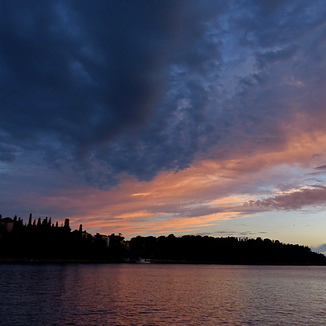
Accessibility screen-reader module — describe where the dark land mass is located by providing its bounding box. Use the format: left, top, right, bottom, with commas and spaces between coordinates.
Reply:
1, 215, 325, 265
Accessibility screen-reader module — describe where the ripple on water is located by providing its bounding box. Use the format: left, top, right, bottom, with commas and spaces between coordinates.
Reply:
1, 264, 326, 325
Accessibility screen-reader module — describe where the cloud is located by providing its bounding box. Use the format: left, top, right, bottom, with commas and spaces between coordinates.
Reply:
1, 1, 326, 191
244, 185, 326, 211
315, 165, 326, 170
0, 2, 176, 139
0, 1, 223, 185
313, 243, 326, 254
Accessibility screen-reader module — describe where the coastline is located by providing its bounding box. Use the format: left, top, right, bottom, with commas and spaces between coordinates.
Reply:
1, 257, 325, 266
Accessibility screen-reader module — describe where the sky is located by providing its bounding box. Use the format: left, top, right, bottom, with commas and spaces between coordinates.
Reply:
2, 0, 326, 250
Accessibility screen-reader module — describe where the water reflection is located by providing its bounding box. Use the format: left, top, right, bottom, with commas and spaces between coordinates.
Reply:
1, 264, 326, 325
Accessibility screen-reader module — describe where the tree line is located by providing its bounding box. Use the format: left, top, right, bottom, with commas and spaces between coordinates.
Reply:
0, 215, 125, 262
0, 215, 325, 265
129, 234, 326, 265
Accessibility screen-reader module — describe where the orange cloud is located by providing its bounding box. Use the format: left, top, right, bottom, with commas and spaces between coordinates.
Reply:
35, 120, 326, 238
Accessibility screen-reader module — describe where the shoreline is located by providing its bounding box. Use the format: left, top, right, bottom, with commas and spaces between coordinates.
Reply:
1, 257, 325, 266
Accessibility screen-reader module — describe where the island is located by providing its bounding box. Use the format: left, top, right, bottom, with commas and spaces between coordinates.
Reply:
0, 214, 325, 265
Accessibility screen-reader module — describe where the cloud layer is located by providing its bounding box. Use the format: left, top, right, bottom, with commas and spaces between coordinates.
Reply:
1, 1, 326, 186
2, 1, 326, 246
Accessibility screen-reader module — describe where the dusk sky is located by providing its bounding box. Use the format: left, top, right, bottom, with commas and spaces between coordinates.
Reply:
2, 1, 326, 250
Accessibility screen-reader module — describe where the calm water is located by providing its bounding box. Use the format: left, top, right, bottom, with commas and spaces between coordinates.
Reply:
0, 264, 326, 325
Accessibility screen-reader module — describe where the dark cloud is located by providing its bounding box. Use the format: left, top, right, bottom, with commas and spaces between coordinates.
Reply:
244, 186, 326, 210
1, 1, 326, 188
0, 1, 179, 143
315, 165, 326, 170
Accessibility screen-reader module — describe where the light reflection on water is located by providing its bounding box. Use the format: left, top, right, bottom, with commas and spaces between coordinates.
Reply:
1, 264, 326, 325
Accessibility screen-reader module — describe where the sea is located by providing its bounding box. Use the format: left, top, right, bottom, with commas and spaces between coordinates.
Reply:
0, 264, 326, 325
